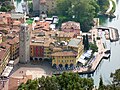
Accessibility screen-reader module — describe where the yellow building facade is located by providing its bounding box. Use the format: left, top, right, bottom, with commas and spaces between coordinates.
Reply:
0, 43, 10, 74
51, 51, 77, 68
7, 38, 19, 60
68, 38, 84, 60
44, 46, 51, 58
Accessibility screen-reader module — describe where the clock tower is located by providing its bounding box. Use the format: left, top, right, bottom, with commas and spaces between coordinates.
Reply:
19, 23, 30, 63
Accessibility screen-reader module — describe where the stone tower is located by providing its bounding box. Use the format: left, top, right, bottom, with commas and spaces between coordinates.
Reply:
32, 0, 40, 11
19, 23, 30, 64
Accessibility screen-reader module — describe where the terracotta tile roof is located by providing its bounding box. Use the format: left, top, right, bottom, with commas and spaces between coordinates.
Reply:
7, 40, 14, 45
11, 28, 20, 34
0, 12, 11, 18
61, 21, 80, 30
0, 26, 10, 31
30, 30, 57, 47
56, 31, 75, 38
7, 33, 15, 39
34, 21, 50, 31
0, 12, 11, 25
13, 21, 21, 26
6, 37, 19, 45
30, 37, 56, 47
13, 37, 19, 43
52, 47, 63, 52
0, 42, 10, 49
51, 51, 78, 57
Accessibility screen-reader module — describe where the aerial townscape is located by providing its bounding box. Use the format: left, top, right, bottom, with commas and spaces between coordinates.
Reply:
0, 0, 120, 90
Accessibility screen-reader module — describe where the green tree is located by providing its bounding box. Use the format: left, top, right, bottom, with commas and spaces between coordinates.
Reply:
83, 35, 86, 49
101, 68, 120, 90
18, 72, 94, 90
0, 5, 14, 12
0, 0, 15, 12
98, 76, 106, 90
111, 69, 120, 86
0, 6, 8, 12
54, 0, 99, 32
0, 0, 10, 1
86, 34, 89, 50
83, 35, 89, 50
97, 0, 109, 13
89, 42, 98, 53
17, 83, 27, 90
56, 72, 94, 90
26, 79, 39, 90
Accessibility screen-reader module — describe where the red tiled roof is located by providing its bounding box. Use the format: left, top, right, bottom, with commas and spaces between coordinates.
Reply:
51, 51, 78, 57
61, 21, 80, 30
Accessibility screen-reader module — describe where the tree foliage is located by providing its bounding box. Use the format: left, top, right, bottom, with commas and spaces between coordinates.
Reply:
17, 68, 120, 90
54, 0, 100, 32
0, 1, 15, 12
111, 69, 120, 86
97, 0, 109, 13
89, 42, 98, 53
98, 69, 120, 90
85, 34, 89, 50
0, 5, 14, 12
98, 76, 106, 90
18, 72, 94, 90
0, 0, 11, 1
83, 35, 86, 45
83, 35, 89, 50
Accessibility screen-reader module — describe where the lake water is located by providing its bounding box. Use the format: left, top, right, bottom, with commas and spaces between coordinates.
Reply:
93, 0, 120, 87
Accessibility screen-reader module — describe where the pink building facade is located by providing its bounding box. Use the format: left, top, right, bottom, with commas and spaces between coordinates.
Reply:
61, 21, 81, 35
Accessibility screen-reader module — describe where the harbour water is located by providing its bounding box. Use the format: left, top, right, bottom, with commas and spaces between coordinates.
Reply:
15, 0, 120, 87
93, 0, 120, 86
